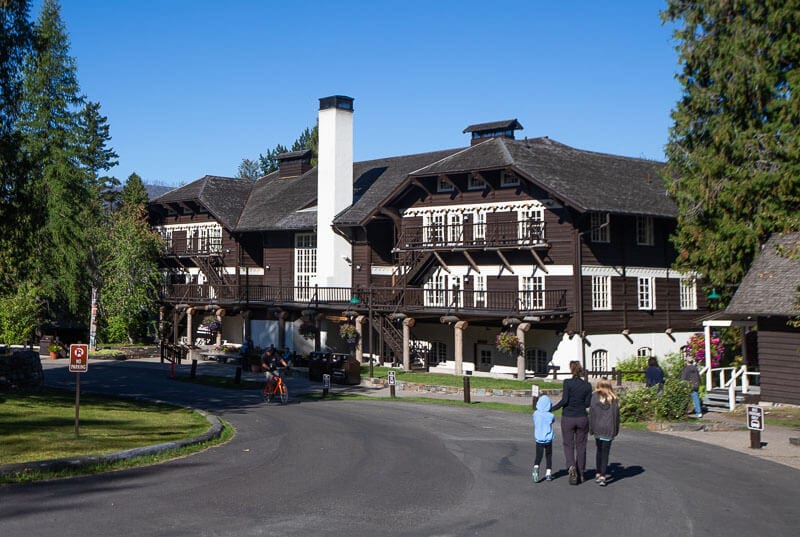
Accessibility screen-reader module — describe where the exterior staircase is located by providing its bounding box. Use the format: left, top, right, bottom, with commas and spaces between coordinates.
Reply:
703, 386, 760, 412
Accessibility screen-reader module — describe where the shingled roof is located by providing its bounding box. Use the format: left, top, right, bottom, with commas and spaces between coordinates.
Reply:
407, 137, 675, 218
726, 232, 800, 317
152, 175, 253, 230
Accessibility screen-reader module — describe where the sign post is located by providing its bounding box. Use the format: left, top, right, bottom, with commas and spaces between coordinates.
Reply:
322, 373, 331, 397
531, 384, 540, 410
388, 370, 396, 399
70, 344, 89, 437
746, 405, 764, 449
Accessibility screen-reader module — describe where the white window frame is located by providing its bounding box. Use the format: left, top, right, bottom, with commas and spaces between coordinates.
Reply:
519, 275, 545, 310
591, 275, 612, 310
680, 277, 697, 310
467, 175, 486, 190
472, 209, 487, 242
473, 274, 487, 308
424, 213, 446, 245
447, 212, 463, 244
437, 177, 454, 193
636, 216, 654, 246
424, 270, 461, 308
638, 276, 655, 310
591, 350, 608, 373
430, 341, 447, 365
294, 233, 316, 302
500, 172, 520, 187
517, 207, 544, 245
590, 213, 610, 243
637, 347, 653, 358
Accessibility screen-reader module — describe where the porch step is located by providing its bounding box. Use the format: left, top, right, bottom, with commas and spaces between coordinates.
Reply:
703, 387, 760, 412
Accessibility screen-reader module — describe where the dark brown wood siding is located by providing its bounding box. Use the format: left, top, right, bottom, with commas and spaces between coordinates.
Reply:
757, 317, 800, 405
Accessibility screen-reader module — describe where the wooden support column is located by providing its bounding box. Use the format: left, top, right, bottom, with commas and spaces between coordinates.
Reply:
454, 320, 469, 376
278, 311, 289, 350
355, 315, 366, 363
186, 308, 194, 345
215, 309, 225, 347
402, 317, 415, 370
516, 322, 531, 380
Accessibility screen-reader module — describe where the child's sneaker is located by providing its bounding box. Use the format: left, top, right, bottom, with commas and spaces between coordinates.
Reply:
598, 476, 607, 487
545, 473, 552, 481
532, 467, 539, 483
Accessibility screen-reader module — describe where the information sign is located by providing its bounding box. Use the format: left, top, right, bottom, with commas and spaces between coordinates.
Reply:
746, 405, 765, 432
388, 371, 396, 386
322, 373, 331, 389
69, 344, 89, 373
531, 384, 540, 398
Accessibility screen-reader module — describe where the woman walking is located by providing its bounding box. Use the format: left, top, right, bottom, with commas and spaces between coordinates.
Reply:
589, 379, 620, 487
551, 360, 592, 485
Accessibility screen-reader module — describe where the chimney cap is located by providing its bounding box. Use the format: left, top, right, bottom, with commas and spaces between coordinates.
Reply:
276, 149, 312, 162
319, 95, 354, 112
463, 118, 523, 134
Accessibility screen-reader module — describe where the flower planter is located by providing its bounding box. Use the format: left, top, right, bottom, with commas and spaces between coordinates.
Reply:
49, 352, 57, 360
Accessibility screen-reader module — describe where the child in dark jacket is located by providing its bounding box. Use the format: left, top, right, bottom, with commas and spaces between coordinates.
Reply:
589, 379, 620, 487
532, 395, 555, 482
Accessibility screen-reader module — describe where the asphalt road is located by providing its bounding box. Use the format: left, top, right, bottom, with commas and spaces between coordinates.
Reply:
1, 361, 798, 537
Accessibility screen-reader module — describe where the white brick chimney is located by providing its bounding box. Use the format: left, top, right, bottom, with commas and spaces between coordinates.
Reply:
316, 95, 354, 288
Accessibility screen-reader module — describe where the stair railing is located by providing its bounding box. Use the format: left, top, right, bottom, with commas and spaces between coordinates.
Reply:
722, 365, 761, 411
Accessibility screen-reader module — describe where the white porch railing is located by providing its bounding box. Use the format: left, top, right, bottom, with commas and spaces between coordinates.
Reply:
705, 365, 761, 411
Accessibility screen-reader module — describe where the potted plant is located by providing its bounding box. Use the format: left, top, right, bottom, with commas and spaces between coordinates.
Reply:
339, 323, 358, 344
48, 343, 60, 360
495, 332, 520, 355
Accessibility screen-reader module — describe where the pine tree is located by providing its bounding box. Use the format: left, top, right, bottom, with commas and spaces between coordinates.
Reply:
661, 1, 800, 304
17, 0, 92, 317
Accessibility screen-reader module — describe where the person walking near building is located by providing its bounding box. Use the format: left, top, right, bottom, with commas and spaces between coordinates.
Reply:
532, 394, 555, 483
589, 379, 620, 487
551, 360, 592, 485
681, 358, 703, 418
645, 357, 665, 393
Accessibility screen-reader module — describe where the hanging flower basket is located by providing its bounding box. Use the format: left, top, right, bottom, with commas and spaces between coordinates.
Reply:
339, 323, 359, 344
495, 332, 521, 354
199, 315, 221, 333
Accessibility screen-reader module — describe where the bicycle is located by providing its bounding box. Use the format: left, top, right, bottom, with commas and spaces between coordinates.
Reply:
262, 370, 289, 405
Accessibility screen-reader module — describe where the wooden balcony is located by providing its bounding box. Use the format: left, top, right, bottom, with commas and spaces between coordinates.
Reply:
395, 220, 547, 251
162, 238, 224, 257
161, 283, 569, 317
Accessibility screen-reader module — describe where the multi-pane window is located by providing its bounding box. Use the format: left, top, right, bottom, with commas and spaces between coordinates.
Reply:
424, 271, 461, 307
518, 207, 544, 244
473, 274, 487, 308
447, 212, 463, 244
424, 213, 446, 245
472, 209, 487, 242
680, 277, 697, 310
437, 178, 454, 192
591, 275, 612, 310
525, 348, 549, 376
501, 173, 520, 187
590, 213, 610, 243
467, 175, 486, 190
294, 233, 316, 301
430, 341, 447, 365
520, 275, 545, 310
636, 216, 654, 246
638, 276, 655, 310
637, 347, 653, 359
591, 350, 608, 372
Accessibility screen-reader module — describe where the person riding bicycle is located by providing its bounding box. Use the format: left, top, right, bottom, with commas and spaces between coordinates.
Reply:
261, 345, 287, 389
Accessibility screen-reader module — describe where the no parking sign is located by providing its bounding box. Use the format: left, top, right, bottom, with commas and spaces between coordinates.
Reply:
69, 344, 89, 373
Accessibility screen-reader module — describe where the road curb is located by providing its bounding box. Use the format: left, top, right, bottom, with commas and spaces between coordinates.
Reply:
0, 411, 224, 479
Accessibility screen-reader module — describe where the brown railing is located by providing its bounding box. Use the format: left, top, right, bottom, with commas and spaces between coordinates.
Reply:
162, 283, 568, 315
396, 220, 546, 250
163, 237, 223, 257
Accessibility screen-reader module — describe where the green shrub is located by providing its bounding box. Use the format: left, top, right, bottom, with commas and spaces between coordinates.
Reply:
616, 354, 648, 382
661, 352, 687, 379
620, 378, 692, 422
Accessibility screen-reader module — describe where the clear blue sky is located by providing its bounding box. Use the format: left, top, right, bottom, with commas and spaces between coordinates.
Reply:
43, 0, 681, 186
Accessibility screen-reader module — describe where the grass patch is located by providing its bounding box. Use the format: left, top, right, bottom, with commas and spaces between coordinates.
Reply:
362, 366, 562, 390
729, 405, 800, 429
1, 420, 234, 484
0, 388, 211, 465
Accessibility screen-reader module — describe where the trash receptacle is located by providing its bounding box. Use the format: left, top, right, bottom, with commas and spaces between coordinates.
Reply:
331, 353, 361, 385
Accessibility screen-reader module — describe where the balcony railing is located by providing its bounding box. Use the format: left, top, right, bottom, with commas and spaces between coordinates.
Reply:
396, 220, 546, 250
162, 237, 223, 257
162, 283, 568, 315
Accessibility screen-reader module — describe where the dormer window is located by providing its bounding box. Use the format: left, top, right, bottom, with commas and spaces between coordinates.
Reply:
590, 213, 610, 243
501, 173, 520, 187
437, 177, 454, 192
468, 175, 486, 190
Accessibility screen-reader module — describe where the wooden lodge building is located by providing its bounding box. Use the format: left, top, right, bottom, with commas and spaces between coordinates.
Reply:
148, 95, 709, 378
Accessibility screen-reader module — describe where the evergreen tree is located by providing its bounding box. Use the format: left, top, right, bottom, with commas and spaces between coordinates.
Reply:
254, 123, 319, 175
17, 0, 92, 317
258, 142, 288, 175
0, 0, 34, 291
99, 173, 164, 343
662, 1, 800, 304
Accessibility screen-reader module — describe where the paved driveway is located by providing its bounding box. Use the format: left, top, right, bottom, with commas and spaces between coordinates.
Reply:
1, 360, 797, 537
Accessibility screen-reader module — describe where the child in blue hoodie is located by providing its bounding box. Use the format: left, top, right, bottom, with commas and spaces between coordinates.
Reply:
532, 394, 555, 482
